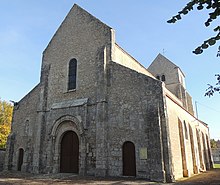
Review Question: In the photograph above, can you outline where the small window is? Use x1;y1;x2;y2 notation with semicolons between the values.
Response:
184;121;188;140
156;75;160;80
161;75;166;82
68;58;77;90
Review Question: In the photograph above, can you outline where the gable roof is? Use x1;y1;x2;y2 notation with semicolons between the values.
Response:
148;53;185;77
149;53;178;68
43;4;112;54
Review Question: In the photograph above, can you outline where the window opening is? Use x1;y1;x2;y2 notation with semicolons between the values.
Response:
68;58;77;90
161;75;166;82
184;121;188;140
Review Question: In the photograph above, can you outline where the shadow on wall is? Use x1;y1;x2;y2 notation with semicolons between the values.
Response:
0;148;6;171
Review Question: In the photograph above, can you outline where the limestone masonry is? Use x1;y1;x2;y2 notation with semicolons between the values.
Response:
4;4;213;182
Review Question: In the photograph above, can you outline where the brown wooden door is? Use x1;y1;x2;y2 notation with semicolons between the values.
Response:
60;131;79;173
123;141;136;176
17;148;24;171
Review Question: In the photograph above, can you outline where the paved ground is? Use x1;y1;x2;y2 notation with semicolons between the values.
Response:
0;169;220;185
173;168;220;185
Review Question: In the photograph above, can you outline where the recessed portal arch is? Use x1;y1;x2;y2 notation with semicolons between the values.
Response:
51;115;86;174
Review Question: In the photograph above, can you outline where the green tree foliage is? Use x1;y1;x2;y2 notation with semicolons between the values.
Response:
205;74;220;96
210;138;219;148
167;0;220;55
168;0;220;96
0;99;13;149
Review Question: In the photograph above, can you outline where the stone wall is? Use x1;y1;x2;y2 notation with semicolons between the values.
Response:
114;44;154;78
165;89;213;179
38;4;116;176
107;61;171;182
186;92;194;115
42;4;114;109
0;149;6;171
4;84;40;172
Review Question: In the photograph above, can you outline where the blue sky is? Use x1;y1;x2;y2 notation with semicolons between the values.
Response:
0;0;219;139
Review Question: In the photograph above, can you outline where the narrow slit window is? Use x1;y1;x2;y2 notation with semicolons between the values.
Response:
68;58;77;90
161;75;166;82
156;75;160;80
184;121;188;140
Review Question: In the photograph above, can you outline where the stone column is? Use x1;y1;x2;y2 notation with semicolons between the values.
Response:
95;102;107;176
94;46;108;177
189;125;198;174
159;95;175;182
146;103;166;182
196;129;205;171
32;63;50;173
206;134;214;169
4;133;15;171
178;119;190;177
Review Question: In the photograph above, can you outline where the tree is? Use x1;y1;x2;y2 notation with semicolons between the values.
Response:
0;99;13;149
205;74;220;96
210;138;219;148
167;0;220;55
168;0;220;96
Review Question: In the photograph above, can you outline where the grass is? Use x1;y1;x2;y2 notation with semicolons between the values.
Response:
214;163;220;168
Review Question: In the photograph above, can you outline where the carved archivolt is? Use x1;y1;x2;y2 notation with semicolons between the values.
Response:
50;115;84;137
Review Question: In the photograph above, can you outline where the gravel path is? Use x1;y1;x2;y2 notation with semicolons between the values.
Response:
0;169;220;185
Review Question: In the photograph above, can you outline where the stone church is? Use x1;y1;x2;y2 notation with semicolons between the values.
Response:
4;4;213;182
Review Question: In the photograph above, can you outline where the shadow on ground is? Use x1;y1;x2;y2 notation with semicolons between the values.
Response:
173;168;220;185
0;169;220;185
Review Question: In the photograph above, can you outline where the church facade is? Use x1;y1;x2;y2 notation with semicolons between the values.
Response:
4;4;213;182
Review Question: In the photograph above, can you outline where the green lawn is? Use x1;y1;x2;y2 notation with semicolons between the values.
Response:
214;163;220;168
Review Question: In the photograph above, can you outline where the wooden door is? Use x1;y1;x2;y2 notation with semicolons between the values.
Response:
17;148;24;171
123;141;136;176
60;131;79;173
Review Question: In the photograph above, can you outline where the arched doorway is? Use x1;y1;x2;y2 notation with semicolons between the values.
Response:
60;131;79;173
122;141;136;176
17;148;24;171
